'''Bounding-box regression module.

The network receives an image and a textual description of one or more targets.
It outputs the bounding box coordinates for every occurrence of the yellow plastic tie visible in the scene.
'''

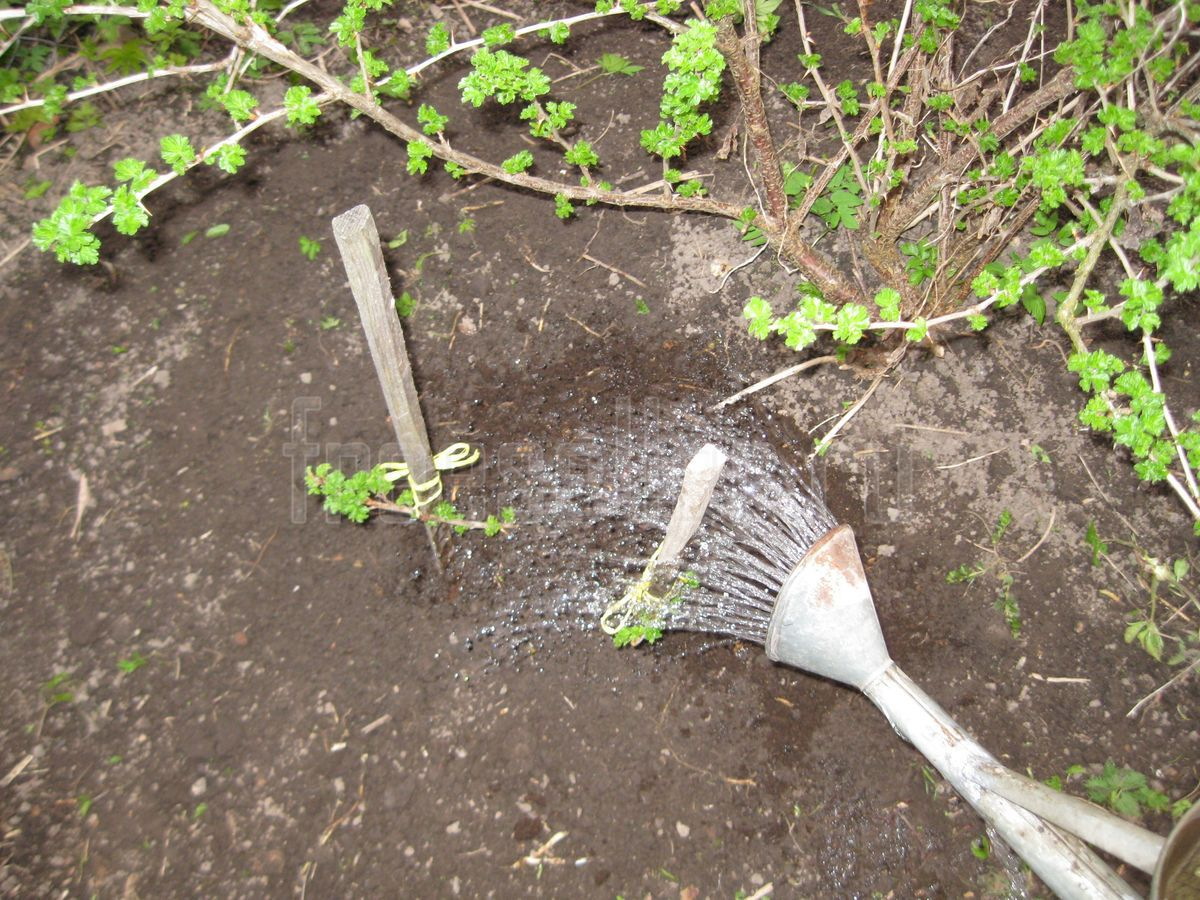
[380,442,482,510]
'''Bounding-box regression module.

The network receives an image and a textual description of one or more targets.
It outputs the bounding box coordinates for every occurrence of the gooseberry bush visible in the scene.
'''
[3,0,1199,541]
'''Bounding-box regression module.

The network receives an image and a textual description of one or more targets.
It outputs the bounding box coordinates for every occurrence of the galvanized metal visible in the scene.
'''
[765,524,1141,900]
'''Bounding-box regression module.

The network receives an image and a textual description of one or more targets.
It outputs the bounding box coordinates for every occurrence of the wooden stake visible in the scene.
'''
[332,204,441,568]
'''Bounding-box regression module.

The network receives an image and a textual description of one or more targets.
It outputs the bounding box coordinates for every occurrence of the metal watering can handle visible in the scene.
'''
[969,762,1165,875]
[863,664,1142,900]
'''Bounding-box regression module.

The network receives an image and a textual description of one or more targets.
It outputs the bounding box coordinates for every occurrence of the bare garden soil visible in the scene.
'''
[1,3,1197,898]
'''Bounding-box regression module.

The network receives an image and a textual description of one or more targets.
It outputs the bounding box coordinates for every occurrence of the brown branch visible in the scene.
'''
[878,66,1076,244]
[184,1,859,302]
[184,1,742,220]
[714,17,787,221]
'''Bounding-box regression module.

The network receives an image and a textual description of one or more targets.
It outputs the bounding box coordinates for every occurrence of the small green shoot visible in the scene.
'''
[1084,522,1108,565]
[970,833,990,860]
[78,795,93,818]
[395,291,416,318]
[298,236,321,260]
[597,52,644,76]
[635,298,650,315]
[319,316,341,331]
[193,802,208,819]
[1085,761,1172,819]
[204,223,230,239]
[117,651,148,674]
[1029,444,1051,464]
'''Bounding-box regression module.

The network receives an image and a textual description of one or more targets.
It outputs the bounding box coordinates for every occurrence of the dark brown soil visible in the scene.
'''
[1,4,1197,898]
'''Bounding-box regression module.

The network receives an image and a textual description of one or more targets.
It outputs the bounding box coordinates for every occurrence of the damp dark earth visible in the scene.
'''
[1,2,1199,898]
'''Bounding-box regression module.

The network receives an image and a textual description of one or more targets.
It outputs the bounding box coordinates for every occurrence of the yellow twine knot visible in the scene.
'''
[380,442,481,510]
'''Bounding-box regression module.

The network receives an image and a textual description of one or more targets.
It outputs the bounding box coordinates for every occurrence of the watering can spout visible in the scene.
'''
[765,525,893,688]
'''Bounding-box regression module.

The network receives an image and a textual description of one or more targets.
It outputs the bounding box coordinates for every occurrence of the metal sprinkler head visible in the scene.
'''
[761,522,1153,900]
[765,525,891,688]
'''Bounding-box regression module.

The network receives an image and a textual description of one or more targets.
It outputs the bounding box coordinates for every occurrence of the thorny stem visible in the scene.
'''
[1055,181,1130,355]
[713,17,787,222]
[1143,330,1200,510]
[0,50,237,117]
[878,66,1076,244]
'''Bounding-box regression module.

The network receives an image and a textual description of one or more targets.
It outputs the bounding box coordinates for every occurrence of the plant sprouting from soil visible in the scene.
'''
[1085,524,1199,709]
[945,509,1053,638]
[6,0,1199,538]
[304,462,515,537]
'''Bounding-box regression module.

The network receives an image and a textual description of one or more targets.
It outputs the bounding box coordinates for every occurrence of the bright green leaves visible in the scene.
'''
[1069,349,1126,393]
[207,142,245,175]
[218,87,260,124]
[417,103,449,136]
[113,157,157,193]
[284,85,322,127]
[641,20,724,161]
[900,237,936,284]
[160,134,196,174]
[305,463,392,524]
[1022,148,1086,210]
[426,21,451,56]
[554,193,574,219]
[563,140,599,168]
[111,158,155,236]
[873,287,901,321]
[795,164,864,231]
[835,79,860,116]
[111,188,149,238]
[481,23,515,48]
[33,181,111,265]
[598,53,643,76]
[459,48,550,107]
[612,625,663,648]
[743,296,774,339]
[1119,277,1163,332]
[905,317,928,343]
[833,303,870,343]
[406,139,433,175]
[502,150,535,174]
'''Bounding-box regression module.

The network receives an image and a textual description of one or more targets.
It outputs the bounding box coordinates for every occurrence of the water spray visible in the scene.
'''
[628,444,1198,899]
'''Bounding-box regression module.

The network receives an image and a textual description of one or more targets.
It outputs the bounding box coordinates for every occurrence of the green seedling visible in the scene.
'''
[318,316,341,331]
[298,236,321,260]
[204,223,230,239]
[305,463,516,538]
[1030,443,1051,464]
[945,509,1030,638]
[395,291,416,318]
[596,52,643,76]
[1085,761,1174,819]
[117,651,148,674]
[33,672,75,738]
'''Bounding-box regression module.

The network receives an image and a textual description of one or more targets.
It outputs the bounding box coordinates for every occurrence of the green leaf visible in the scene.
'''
[554,193,574,219]
[833,304,870,344]
[160,133,196,175]
[395,291,416,318]
[598,52,643,76]
[207,143,245,175]
[501,150,534,174]
[284,85,322,127]
[299,236,321,261]
[1021,289,1046,325]
[426,22,450,55]
[417,103,449,136]
[205,223,230,239]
